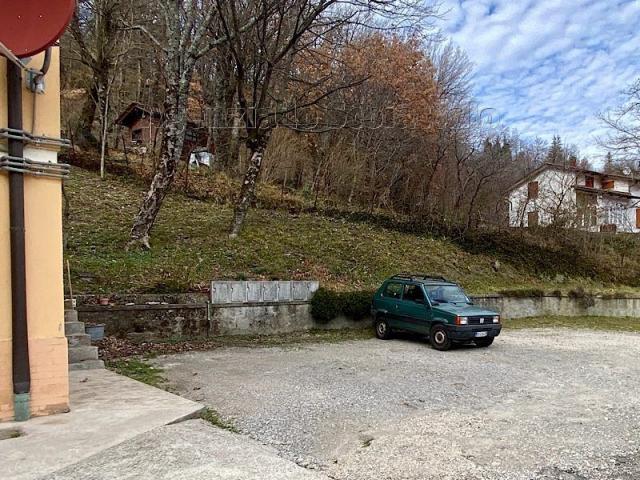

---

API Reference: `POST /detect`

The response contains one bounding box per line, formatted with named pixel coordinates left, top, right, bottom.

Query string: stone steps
left=65, top=321, right=86, bottom=335
left=69, top=345, right=100, bottom=363
left=64, top=309, right=78, bottom=323
left=67, top=333, right=92, bottom=347
left=65, top=309, right=104, bottom=371
left=69, top=359, right=105, bottom=371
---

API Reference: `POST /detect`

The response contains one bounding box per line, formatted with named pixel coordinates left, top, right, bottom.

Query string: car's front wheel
left=475, top=337, right=494, bottom=348
left=375, top=317, right=392, bottom=340
left=430, top=324, right=452, bottom=351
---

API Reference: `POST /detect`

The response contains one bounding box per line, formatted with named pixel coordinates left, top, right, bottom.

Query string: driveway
left=154, top=329, right=640, bottom=480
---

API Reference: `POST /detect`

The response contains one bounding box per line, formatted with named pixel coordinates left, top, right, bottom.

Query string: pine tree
left=546, top=135, right=564, bottom=165
left=603, top=152, right=614, bottom=172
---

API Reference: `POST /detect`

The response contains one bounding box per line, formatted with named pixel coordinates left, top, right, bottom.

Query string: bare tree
left=199, top=36, right=240, bottom=171
left=599, top=78, right=640, bottom=162
left=216, top=0, right=436, bottom=238
left=127, top=1, right=242, bottom=248
left=68, top=0, right=128, bottom=149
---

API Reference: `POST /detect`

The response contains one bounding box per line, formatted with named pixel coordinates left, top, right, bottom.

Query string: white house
left=507, top=163, right=640, bottom=233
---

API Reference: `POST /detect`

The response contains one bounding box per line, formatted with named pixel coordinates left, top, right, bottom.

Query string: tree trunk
left=466, top=177, right=488, bottom=230
left=76, top=56, right=111, bottom=150
left=211, top=54, right=236, bottom=171
left=76, top=83, right=99, bottom=149
left=99, top=81, right=111, bottom=179
left=229, top=114, right=242, bottom=171
left=229, top=135, right=268, bottom=238
left=129, top=82, right=190, bottom=248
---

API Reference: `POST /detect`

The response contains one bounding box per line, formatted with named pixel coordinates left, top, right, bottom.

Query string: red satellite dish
left=0, top=0, right=76, bottom=58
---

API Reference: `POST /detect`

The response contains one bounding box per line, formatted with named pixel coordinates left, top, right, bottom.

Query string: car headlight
left=456, top=316, right=468, bottom=325
left=492, top=316, right=500, bottom=323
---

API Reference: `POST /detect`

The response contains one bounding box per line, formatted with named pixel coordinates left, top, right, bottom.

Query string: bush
left=310, top=288, right=374, bottom=324
left=310, top=288, right=342, bottom=324
left=341, top=291, right=374, bottom=321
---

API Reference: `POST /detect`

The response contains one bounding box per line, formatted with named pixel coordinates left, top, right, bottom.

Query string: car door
left=397, top=283, right=431, bottom=334
left=378, top=281, right=404, bottom=328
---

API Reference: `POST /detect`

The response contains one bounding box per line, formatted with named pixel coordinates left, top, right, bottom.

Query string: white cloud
left=438, top=0, right=640, bottom=163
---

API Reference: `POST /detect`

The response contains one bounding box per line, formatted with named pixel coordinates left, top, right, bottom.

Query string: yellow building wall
left=0, top=48, right=69, bottom=421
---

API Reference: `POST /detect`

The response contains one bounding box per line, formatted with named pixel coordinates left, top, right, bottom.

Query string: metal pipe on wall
left=7, top=60, right=31, bottom=421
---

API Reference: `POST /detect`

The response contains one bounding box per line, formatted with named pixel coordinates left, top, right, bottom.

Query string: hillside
left=64, top=167, right=640, bottom=295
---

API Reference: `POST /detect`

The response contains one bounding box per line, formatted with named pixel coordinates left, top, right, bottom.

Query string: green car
left=371, top=274, right=501, bottom=350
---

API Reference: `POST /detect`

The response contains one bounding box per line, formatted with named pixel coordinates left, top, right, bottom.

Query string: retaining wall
left=74, top=286, right=640, bottom=340
left=75, top=281, right=364, bottom=338
left=208, top=281, right=357, bottom=335
left=471, top=295, right=640, bottom=319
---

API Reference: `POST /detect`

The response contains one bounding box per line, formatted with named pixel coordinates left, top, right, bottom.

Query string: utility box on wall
left=210, top=280, right=319, bottom=305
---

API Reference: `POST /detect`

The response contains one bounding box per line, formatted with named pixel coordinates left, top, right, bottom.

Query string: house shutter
left=602, top=179, right=614, bottom=190
left=527, top=181, right=539, bottom=199
left=636, top=208, right=640, bottom=229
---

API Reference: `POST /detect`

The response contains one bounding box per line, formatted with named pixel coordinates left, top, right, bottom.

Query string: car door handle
left=395, top=305, right=399, bottom=309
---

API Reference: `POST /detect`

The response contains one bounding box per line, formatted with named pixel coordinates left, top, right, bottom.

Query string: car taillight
left=455, top=316, right=468, bottom=325
left=493, top=316, right=500, bottom=323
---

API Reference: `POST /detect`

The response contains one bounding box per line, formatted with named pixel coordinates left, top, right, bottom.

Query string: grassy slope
left=64, top=167, right=639, bottom=295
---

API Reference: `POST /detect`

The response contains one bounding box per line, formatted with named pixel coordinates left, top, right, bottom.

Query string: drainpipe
left=7, top=60, right=30, bottom=421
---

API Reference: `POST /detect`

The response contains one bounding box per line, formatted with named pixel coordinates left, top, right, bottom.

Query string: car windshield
left=424, top=285, right=469, bottom=304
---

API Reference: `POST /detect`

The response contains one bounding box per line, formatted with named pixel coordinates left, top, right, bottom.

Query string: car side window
left=382, top=282, right=403, bottom=299
left=403, top=284, right=425, bottom=303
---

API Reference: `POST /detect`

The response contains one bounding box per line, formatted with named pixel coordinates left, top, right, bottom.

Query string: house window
left=527, top=181, right=539, bottom=199
left=528, top=211, right=539, bottom=227
left=602, top=205, right=627, bottom=229
left=602, top=179, right=615, bottom=190
left=132, top=129, right=143, bottom=144
left=576, top=192, right=597, bottom=227
left=585, top=175, right=594, bottom=188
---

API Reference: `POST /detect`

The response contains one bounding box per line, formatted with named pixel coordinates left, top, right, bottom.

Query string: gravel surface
left=155, top=329, right=640, bottom=479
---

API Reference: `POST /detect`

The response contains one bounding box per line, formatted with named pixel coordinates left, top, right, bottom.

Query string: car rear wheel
left=375, top=317, right=392, bottom=340
left=430, top=324, right=452, bottom=351
left=475, top=337, right=494, bottom=348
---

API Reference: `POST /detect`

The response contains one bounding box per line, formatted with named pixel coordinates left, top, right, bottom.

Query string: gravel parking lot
left=155, top=329, right=640, bottom=480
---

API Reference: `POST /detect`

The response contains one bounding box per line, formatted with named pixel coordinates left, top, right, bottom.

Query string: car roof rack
left=390, top=273, right=452, bottom=283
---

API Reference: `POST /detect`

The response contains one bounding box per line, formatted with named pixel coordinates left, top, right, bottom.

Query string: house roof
left=505, top=162, right=640, bottom=194
left=114, top=103, right=162, bottom=127
left=115, top=101, right=206, bottom=128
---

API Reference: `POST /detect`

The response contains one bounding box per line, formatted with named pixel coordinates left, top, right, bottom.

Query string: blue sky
left=438, top=0, right=640, bottom=162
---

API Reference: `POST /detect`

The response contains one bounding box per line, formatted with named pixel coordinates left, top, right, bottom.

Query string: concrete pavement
left=42, top=420, right=331, bottom=480
left=1, top=369, right=203, bottom=480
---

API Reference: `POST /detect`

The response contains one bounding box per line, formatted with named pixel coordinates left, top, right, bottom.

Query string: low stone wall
left=74, top=282, right=365, bottom=339
left=471, top=295, right=640, bottom=319
left=77, top=303, right=210, bottom=338
left=74, top=288, right=640, bottom=340
left=75, top=293, right=211, bottom=339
